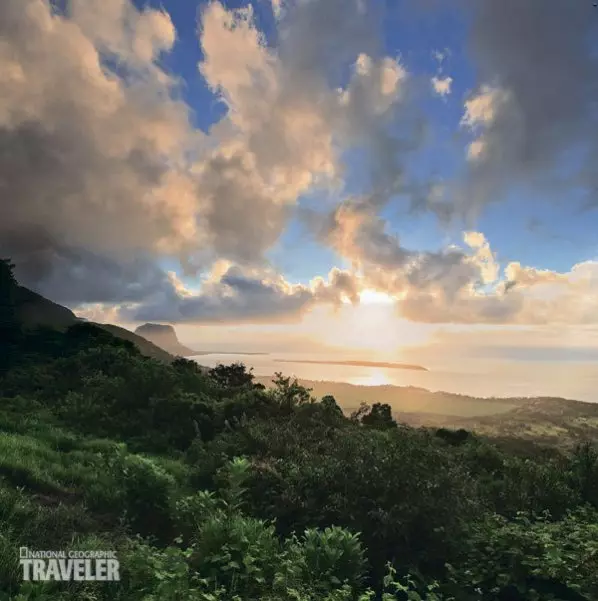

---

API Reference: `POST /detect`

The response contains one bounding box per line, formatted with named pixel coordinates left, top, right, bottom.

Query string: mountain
left=134, top=323, right=197, bottom=357
left=95, top=323, right=176, bottom=363
left=15, top=286, right=79, bottom=330
left=14, top=285, right=176, bottom=363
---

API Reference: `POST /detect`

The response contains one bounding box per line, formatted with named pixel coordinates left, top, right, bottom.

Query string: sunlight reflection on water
left=189, top=352, right=598, bottom=402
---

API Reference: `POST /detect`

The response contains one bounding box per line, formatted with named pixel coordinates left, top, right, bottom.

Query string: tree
left=321, top=395, right=344, bottom=417
left=270, top=372, right=312, bottom=409
left=569, top=442, right=598, bottom=507
left=361, top=403, right=397, bottom=430
left=350, top=402, right=371, bottom=423
left=0, top=258, right=21, bottom=369
left=436, top=428, right=470, bottom=446
left=0, top=258, right=17, bottom=329
left=208, top=362, right=255, bottom=389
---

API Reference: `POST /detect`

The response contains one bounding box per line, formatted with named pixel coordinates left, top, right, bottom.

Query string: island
left=274, top=359, right=428, bottom=371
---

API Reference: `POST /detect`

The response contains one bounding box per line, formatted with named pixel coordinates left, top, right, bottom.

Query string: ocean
left=189, top=351, right=598, bottom=402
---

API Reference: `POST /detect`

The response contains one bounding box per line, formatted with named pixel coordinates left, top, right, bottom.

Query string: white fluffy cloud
left=192, top=0, right=417, bottom=269
left=460, top=84, right=511, bottom=163
left=0, top=0, right=414, bottom=316
left=431, top=75, right=452, bottom=97
left=342, top=54, right=408, bottom=116
left=0, top=0, right=200, bottom=256
left=3, top=0, right=596, bottom=329
left=318, top=200, right=598, bottom=324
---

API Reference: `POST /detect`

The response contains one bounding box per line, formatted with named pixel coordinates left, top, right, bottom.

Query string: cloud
left=0, top=0, right=204, bottom=287
left=4, top=0, right=593, bottom=330
left=342, top=54, right=408, bottom=117
left=317, top=199, right=598, bottom=324
left=394, top=257, right=598, bottom=326
left=195, top=0, right=405, bottom=256
left=457, top=0, right=598, bottom=212
left=75, top=304, right=124, bottom=325
left=461, top=85, right=506, bottom=129
left=271, top=0, right=284, bottom=19
left=431, top=75, right=452, bottom=97
left=197, top=0, right=418, bottom=244
left=70, top=0, right=177, bottom=64
left=460, top=84, right=511, bottom=163
left=319, top=200, right=480, bottom=300
left=432, top=47, right=451, bottom=65
left=430, top=46, right=452, bottom=99
left=0, top=0, right=417, bottom=310
left=2, top=227, right=176, bottom=305
left=79, top=263, right=362, bottom=324
left=466, top=139, right=487, bottom=162
left=504, top=262, right=568, bottom=290
left=463, top=231, right=499, bottom=284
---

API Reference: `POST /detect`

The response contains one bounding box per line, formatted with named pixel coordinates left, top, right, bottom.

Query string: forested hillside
left=2, top=258, right=598, bottom=600
left=258, top=379, right=598, bottom=450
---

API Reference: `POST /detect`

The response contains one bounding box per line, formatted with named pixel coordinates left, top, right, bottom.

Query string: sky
left=1, top=0, right=598, bottom=384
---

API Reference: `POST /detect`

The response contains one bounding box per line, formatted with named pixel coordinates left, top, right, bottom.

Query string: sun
left=349, top=368, right=393, bottom=386
left=307, top=294, right=434, bottom=357
left=358, top=289, right=395, bottom=305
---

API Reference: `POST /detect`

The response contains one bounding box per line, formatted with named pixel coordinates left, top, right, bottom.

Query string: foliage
left=2, top=268, right=598, bottom=600
left=270, top=372, right=314, bottom=410
left=0, top=258, right=20, bottom=366
left=446, top=509, right=598, bottom=600
left=360, top=403, right=397, bottom=430
left=208, top=362, right=256, bottom=390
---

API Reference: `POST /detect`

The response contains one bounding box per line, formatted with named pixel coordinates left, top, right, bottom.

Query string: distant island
left=190, top=351, right=269, bottom=356
left=134, top=324, right=268, bottom=358
left=274, top=359, right=428, bottom=371
left=135, top=323, right=198, bottom=357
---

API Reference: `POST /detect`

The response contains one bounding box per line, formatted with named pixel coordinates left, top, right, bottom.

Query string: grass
left=0, top=431, right=108, bottom=497
left=0, top=404, right=193, bottom=594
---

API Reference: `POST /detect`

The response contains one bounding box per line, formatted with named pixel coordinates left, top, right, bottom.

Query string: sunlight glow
left=358, top=289, right=395, bottom=304
left=302, top=304, right=435, bottom=356
left=348, top=368, right=393, bottom=387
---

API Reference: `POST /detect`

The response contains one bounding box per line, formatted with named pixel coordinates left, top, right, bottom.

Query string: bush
left=114, top=453, right=177, bottom=541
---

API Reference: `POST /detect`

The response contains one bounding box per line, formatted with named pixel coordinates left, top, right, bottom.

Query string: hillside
left=256, top=376, right=598, bottom=449
left=12, top=285, right=177, bottom=363
left=410, top=396, right=598, bottom=450
left=14, top=285, right=80, bottom=330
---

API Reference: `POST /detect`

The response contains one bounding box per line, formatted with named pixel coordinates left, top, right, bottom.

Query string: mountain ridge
left=14, top=285, right=177, bottom=363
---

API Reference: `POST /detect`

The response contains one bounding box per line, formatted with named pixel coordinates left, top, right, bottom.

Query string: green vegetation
left=1, top=258, right=598, bottom=600
left=6, top=266, right=180, bottom=364
left=256, top=379, right=521, bottom=418
left=264, top=379, right=598, bottom=450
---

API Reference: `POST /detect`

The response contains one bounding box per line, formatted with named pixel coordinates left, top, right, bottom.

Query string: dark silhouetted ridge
left=13, top=286, right=176, bottom=363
